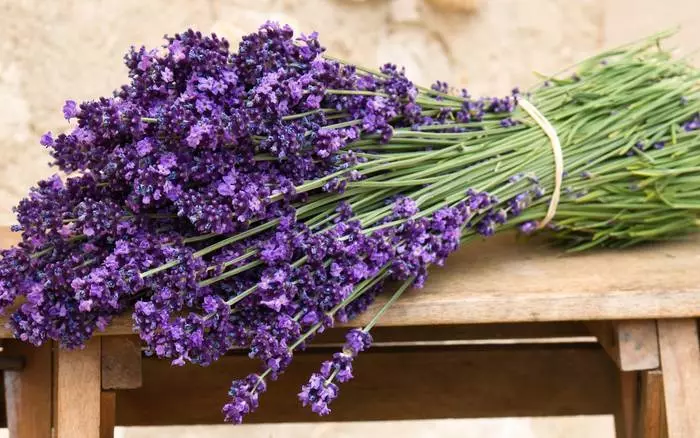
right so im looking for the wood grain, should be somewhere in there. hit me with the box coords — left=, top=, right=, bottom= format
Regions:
left=615, top=371, right=639, bottom=438
left=101, top=336, right=142, bottom=390
left=616, top=321, right=660, bottom=370
left=639, top=369, right=665, bottom=438
left=657, top=319, right=700, bottom=438
left=3, top=341, right=52, bottom=438
left=311, top=321, right=592, bottom=346
left=1, top=228, right=697, bottom=336
left=615, top=369, right=667, bottom=438
left=55, top=337, right=102, bottom=438
left=100, top=391, right=116, bottom=438
left=588, top=320, right=660, bottom=371
left=0, top=356, right=24, bottom=370
left=116, top=344, right=618, bottom=425
left=362, top=234, right=700, bottom=326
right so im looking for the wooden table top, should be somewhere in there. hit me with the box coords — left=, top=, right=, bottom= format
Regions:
left=1, top=227, right=698, bottom=337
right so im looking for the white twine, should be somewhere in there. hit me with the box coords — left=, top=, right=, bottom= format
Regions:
left=517, top=98, right=563, bottom=230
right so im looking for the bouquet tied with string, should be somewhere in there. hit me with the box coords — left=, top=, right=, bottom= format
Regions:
left=1, top=23, right=699, bottom=422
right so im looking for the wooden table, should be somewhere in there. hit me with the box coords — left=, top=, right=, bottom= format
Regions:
left=0, top=228, right=698, bottom=438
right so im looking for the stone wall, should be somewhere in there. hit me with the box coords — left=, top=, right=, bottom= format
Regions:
left=1, top=0, right=698, bottom=223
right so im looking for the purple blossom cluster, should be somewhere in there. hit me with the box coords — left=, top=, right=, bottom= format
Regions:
left=0, top=22, right=530, bottom=424
left=9, top=240, right=113, bottom=348
left=426, top=82, right=520, bottom=130
left=298, top=329, right=372, bottom=415
left=684, top=113, right=700, bottom=132
left=223, top=373, right=267, bottom=424
left=35, top=24, right=422, bottom=237
left=222, top=188, right=525, bottom=420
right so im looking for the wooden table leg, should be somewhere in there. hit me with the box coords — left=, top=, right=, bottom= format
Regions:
left=657, top=319, right=700, bottom=438
left=99, top=335, right=143, bottom=438
left=615, top=371, right=639, bottom=438
left=100, top=391, right=116, bottom=438
left=638, top=369, right=666, bottom=438
left=55, top=337, right=102, bottom=437
left=101, top=336, right=142, bottom=390
left=614, top=367, right=671, bottom=438
left=3, top=341, right=52, bottom=437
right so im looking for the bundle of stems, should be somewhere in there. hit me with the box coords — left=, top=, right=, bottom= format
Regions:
left=1, top=25, right=698, bottom=422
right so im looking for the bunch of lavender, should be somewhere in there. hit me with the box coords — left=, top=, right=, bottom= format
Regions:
left=1, top=23, right=699, bottom=422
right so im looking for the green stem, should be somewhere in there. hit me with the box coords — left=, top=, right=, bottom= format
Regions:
left=362, top=277, right=415, bottom=332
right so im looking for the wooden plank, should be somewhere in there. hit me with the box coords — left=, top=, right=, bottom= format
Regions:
left=100, top=392, right=116, bottom=438
left=316, top=321, right=591, bottom=344
left=3, top=341, right=52, bottom=438
left=588, top=322, right=619, bottom=365
left=657, top=319, right=700, bottom=438
left=101, top=336, right=142, bottom=389
left=0, top=356, right=24, bottom=370
left=1, top=229, right=698, bottom=334
left=116, top=344, right=618, bottom=425
left=587, top=320, right=660, bottom=371
left=362, top=233, right=700, bottom=326
left=614, top=371, right=639, bottom=438
left=55, top=337, right=102, bottom=437
left=0, top=316, right=594, bottom=340
left=0, top=370, right=6, bottom=427
left=639, top=369, right=665, bottom=438
left=614, top=369, right=667, bottom=438
left=616, top=321, right=660, bottom=370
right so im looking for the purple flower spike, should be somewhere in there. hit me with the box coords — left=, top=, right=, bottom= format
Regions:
left=682, top=113, right=699, bottom=132
left=519, top=221, right=537, bottom=234
left=300, top=347, right=362, bottom=417
left=223, top=373, right=267, bottom=424
left=344, top=329, right=372, bottom=356
left=392, top=196, right=418, bottom=218
left=40, top=132, right=54, bottom=147
left=299, top=373, right=339, bottom=416
left=62, top=100, right=79, bottom=119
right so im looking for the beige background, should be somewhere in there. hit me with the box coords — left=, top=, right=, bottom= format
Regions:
left=0, top=0, right=698, bottom=436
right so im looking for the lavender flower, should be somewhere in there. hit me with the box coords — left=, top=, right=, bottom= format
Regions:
left=519, top=221, right=537, bottom=234
left=62, top=100, right=79, bottom=119
left=299, top=328, right=373, bottom=415
left=223, top=373, right=267, bottom=424
left=298, top=373, right=338, bottom=416
left=344, top=329, right=372, bottom=356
